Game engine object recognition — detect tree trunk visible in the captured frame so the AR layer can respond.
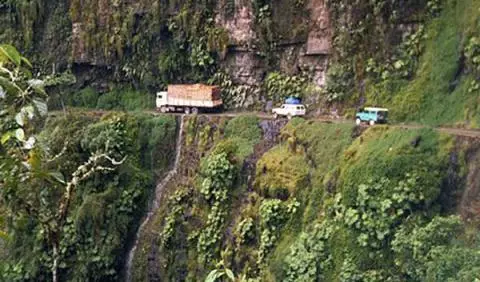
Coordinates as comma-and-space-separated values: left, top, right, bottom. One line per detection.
52, 244, 59, 282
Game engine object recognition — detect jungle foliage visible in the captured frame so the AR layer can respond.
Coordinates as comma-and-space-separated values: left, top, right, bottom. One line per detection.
148, 114, 480, 282
0, 45, 178, 281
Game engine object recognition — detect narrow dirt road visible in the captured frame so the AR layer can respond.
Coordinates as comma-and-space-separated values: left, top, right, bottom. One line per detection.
48, 110, 480, 138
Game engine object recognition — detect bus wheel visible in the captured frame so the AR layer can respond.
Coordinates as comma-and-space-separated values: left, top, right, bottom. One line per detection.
184, 107, 191, 114
369, 120, 375, 126
273, 113, 278, 119
356, 118, 361, 125
191, 107, 199, 115
287, 114, 292, 120
160, 106, 167, 113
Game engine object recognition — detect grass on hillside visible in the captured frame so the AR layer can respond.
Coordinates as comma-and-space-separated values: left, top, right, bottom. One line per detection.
390, 0, 480, 127
265, 120, 355, 279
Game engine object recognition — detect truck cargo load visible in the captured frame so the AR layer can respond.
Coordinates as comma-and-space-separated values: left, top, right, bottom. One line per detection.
156, 84, 223, 114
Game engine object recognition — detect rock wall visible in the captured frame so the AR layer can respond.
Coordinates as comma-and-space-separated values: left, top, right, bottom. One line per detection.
1, 0, 333, 97
71, 0, 334, 88
215, 0, 332, 88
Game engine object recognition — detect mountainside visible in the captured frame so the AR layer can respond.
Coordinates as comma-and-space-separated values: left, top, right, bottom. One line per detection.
0, 0, 477, 124
1, 0, 480, 281
130, 115, 480, 281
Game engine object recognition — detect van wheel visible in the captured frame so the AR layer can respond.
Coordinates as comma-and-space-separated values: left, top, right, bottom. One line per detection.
287, 114, 292, 120
273, 113, 278, 119
356, 118, 361, 125
369, 120, 375, 126
184, 107, 191, 114
191, 107, 199, 115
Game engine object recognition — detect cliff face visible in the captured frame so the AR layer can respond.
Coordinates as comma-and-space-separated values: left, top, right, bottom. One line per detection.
68, 0, 332, 86
0, 0, 332, 106
213, 0, 331, 87
129, 115, 480, 282
2, 0, 479, 124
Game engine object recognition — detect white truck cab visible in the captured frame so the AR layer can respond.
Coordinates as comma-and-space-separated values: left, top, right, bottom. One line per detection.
156, 91, 168, 109
272, 104, 306, 119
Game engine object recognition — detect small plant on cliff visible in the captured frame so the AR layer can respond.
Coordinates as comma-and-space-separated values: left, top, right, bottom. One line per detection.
205, 248, 236, 282
322, 63, 355, 102
235, 217, 256, 246
208, 72, 259, 109
161, 188, 192, 248
200, 152, 236, 203
465, 36, 480, 92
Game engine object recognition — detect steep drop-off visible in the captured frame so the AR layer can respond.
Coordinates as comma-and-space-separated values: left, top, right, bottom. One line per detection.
130, 115, 480, 281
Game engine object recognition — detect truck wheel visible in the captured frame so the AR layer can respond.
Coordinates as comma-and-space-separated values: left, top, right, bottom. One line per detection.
184, 107, 190, 114
191, 107, 199, 115
356, 118, 361, 125
369, 120, 375, 126
160, 106, 167, 113
273, 113, 278, 119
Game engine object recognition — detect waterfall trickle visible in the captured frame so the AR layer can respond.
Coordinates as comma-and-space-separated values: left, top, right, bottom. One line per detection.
124, 115, 185, 282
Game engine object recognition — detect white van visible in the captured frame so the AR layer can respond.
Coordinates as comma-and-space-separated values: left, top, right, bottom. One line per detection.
272, 104, 306, 119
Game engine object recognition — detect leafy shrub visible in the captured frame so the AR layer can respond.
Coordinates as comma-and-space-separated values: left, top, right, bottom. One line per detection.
465, 36, 480, 92
258, 199, 299, 265
235, 217, 256, 246
69, 87, 99, 108
465, 37, 480, 73
161, 188, 192, 248
96, 91, 121, 110
197, 152, 236, 261
120, 89, 154, 111
80, 115, 127, 158
284, 221, 334, 282
200, 152, 236, 203
322, 64, 355, 102
208, 72, 259, 109
264, 72, 308, 102
391, 215, 463, 280
335, 171, 441, 249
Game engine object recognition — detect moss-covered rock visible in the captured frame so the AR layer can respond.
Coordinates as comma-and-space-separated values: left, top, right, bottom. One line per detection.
255, 144, 309, 199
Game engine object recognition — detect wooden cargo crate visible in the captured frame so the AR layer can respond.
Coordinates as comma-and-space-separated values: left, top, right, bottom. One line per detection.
168, 84, 221, 101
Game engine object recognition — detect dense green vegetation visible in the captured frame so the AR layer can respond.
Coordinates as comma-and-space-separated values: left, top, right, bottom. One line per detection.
0, 110, 177, 281
2, 0, 479, 126
52, 87, 155, 112
143, 113, 480, 281
326, 0, 480, 127
2, 0, 480, 281
0, 44, 177, 281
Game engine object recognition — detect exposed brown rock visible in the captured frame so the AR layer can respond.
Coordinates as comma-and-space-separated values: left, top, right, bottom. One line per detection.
306, 0, 332, 55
